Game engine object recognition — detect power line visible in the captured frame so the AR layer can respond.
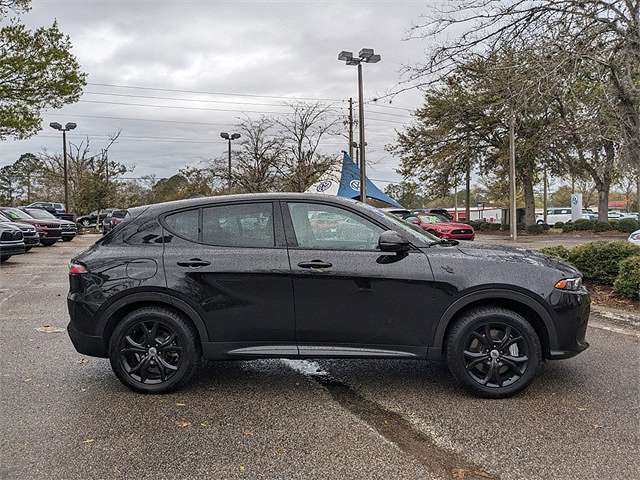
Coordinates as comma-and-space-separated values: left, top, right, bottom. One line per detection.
83, 91, 344, 109
74, 99, 409, 125
86, 82, 344, 102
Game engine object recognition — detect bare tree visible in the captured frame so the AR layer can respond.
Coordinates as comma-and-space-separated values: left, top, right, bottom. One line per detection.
274, 103, 341, 192
216, 116, 285, 193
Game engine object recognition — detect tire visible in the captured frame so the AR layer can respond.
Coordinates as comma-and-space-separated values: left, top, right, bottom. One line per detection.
81, 219, 91, 227
40, 239, 57, 247
62, 237, 72, 242
109, 307, 201, 394
446, 306, 542, 399
536, 220, 544, 225
24, 247, 32, 252
0, 255, 9, 263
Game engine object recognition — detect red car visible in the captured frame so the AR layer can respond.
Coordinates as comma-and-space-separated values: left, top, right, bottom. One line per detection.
404, 213, 475, 241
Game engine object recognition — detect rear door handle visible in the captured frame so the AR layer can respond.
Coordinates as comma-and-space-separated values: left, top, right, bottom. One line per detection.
297, 260, 332, 269
177, 258, 211, 268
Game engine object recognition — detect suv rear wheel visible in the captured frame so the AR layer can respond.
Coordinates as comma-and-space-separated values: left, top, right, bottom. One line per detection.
446, 306, 542, 398
109, 306, 200, 394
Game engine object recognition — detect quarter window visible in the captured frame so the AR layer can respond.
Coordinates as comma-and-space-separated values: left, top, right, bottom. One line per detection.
287, 203, 383, 250
202, 203, 274, 247
164, 209, 199, 241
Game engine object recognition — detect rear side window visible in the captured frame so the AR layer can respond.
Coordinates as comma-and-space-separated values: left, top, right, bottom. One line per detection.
202, 203, 274, 247
165, 209, 199, 241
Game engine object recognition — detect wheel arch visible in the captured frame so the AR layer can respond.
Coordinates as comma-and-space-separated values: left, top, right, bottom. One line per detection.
430, 289, 557, 360
99, 291, 209, 352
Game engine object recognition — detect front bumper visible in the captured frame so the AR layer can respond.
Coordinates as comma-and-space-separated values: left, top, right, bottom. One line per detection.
23, 234, 40, 246
547, 288, 591, 359
0, 242, 25, 257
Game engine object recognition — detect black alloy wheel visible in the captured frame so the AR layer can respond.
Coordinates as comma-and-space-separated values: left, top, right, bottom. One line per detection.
109, 307, 200, 393
446, 307, 541, 398
462, 322, 529, 388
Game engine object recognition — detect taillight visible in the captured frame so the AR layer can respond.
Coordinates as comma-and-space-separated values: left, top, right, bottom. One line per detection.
69, 263, 88, 274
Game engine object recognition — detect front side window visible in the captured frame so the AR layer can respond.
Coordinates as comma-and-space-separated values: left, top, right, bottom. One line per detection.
287, 202, 383, 250
164, 209, 199, 242
202, 203, 274, 247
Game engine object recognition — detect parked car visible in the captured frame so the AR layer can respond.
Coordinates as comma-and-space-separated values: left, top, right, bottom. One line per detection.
21, 207, 77, 242
67, 193, 590, 398
0, 221, 25, 262
26, 201, 65, 215
404, 213, 475, 241
0, 207, 62, 246
76, 209, 116, 228
102, 209, 127, 235
628, 229, 640, 245
411, 208, 453, 221
0, 212, 39, 251
535, 208, 595, 224
25, 201, 75, 222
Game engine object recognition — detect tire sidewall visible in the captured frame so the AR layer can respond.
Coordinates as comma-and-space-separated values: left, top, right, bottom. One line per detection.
447, 309, 541, 398
109, 309, 198, 394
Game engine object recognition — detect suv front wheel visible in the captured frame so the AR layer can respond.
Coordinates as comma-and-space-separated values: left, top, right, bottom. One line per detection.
109, 306, 200, 394
446, 306, 542, 398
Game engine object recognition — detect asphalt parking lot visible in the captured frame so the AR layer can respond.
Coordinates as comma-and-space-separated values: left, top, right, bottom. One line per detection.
1, 235, 638, 480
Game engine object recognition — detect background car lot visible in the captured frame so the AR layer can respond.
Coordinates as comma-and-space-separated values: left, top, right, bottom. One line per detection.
1, 235, 638, 480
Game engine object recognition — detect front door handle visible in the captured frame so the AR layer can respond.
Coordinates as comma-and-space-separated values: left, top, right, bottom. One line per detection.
298, 260, 332, 269
177, 258, 211, 268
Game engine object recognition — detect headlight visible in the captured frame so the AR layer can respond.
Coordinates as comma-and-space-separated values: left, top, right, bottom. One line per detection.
554, 277, 583, 291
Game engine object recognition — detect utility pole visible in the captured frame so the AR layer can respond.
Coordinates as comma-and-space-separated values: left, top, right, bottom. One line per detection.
220, 132, 241, 193
509, 108, 518, 240
49, 122, 76, 211
543, 167, 548, 224
338, 48, 380, 204
465, 160, 471, 222
357, 63, 367, 203
454, 180, 458, 221
348, 97, 354, 159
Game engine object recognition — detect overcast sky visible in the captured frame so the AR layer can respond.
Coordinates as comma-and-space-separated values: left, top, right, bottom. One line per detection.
0, 0, 442, 188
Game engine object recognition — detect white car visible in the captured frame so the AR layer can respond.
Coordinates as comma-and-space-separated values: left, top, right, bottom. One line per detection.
536, 208, 594, 224
628, 229, 640, 245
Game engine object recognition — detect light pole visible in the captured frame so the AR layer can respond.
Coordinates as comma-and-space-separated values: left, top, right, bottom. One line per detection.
49, 121, 76, 211
220, 132, 240, 193
338, 48, 381, 204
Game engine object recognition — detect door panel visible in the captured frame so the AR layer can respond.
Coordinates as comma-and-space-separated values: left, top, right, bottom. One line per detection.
283, 201, 436, 353
162, 202, 295, 347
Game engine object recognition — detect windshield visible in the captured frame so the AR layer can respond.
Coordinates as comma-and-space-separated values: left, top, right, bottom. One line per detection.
0, 212, 10, 222
418, 214, 449, 224
24, 208, 56, 219
2, 208, 32, 220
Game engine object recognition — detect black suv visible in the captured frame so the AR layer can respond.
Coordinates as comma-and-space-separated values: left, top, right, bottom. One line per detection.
67, 194, 590, 398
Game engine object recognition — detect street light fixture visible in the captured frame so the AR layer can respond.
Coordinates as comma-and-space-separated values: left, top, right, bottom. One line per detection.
220, 132, 241, 193
338, 47, 381, 204
49, 121, 77, 211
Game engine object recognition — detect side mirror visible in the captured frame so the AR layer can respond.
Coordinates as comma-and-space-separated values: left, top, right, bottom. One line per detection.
378, 230, 410, 253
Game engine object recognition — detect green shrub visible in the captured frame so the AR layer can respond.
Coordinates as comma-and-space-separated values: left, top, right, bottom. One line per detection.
592, 221, 611, 233
573, 218, 594, 231
569, 241, 640, 284
613, 256, 640, 300
616, 218, 639, 233
608, 220, 619, 230
562, 223, 575, 233
483, 222, 501, 231
540, 245, 572, 261
554, 221, 565, 229
526, 224, 544, 235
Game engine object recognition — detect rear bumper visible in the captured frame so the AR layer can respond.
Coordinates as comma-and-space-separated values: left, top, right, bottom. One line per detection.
67, 323, 107, 358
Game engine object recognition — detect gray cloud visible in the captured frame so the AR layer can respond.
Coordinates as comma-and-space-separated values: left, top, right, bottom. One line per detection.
1, 0, 431, 186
